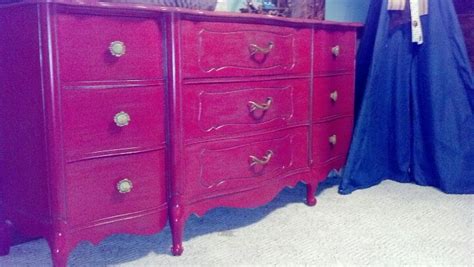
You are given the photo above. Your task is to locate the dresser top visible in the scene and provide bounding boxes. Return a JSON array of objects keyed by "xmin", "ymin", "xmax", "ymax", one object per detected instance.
[{"xmin": 2, "ymin": 0, "xmax": 363, "ymax": 29}]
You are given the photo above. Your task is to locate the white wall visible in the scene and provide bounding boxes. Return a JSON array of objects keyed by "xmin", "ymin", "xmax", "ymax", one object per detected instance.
[
  {"xmin": 215, "ymin": 0, "xmax": 248, "ymax": 12},
  {"xmin": 325, "ymin": 0, "xmax": 370, "ymax": 22},
  {"xmin": 215, "ymin": 0, "xmax": 370, "ymax": 23}
]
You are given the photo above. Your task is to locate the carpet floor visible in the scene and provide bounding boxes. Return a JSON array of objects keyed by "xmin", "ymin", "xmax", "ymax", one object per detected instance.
[{"xmin": 1, "ymin": 177, "xmax": 473, "ymax": 266}]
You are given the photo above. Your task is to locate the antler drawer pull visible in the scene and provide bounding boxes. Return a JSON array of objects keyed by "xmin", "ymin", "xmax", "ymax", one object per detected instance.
[
  {"xmin": 109, "ymin": 41, "xmax": 126, "ymax": 57},
  {"xmin": 114, "ymin": 111, "xmax": 131, "ymax": 127},
  {"xmin": 249, "ymin": 150, "xmax": 274, "ymax": 167},
  {"xmin": 330, "ymin": 90, "xmax": 338, "ymax": 102},
  {"xmin": 331, "ymin": 45, "xmax": 341, "ymax": 57},
  {"xmin": 329, "ymin": 134, "xmax": 337, "ymax": 146},
  {"xmin": 117, "ymin": 178, "xmax": 133, "ymax": 194},
  {"xmin": 249, "ymin": 41, "xmax": 274, "ymax": 56},
  {"xmin": 248, "ymin": 97, "xmax": 273, "ymax": 112}
]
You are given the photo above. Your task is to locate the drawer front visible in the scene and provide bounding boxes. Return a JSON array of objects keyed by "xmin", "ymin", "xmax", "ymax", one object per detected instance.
[
  {"xmin": 313, "ymin": 117, "xmax": 353, "ymax": 165},
  {"xmin": 56, "ymin": 13, "xmax": 163, "ymax": 82},
  {"xmin": 183, "ymin": 127, "xmax": 309, "ymax": 199},
  {"xmin": 183, "ymin": 79, "xmax": 310, "ymax": 141},
  {"xmin": 66, "ymin": 151, "xmax": 166, "ymax": 227},
  {"xmin": 313, "ymin": 74, "xmax": 355, "ymax": 120},
  {"xmin": 180, "ymin": 20, "xmax": 312, "ymax": 78},
  {"xmin": 62, "ymin": 86, "xmax": 165, "ymax": 161},
  {"xmin": 314, "ymin": 29, "xmax": 356, "ymax": 73}
]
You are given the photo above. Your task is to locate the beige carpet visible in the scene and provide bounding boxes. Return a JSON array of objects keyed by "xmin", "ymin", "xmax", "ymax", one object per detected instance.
[{"xmin": 1, "ymin": 177, "xmax": 473, "ymax": 266}]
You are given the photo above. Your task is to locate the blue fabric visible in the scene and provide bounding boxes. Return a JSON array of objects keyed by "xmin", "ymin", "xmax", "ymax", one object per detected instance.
[{"xmin": 339, "ymin": 0, "xmax": 474, "ymax": 194}]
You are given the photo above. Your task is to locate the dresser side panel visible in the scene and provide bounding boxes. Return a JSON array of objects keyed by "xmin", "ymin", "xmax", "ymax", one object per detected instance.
[
  {"xmin": 311, "ymin": 26, "xmax": 358, "ymax": 179},
  {"xmin": 0, "ymin": 4, "xmax": 51, "ymax": 235}
]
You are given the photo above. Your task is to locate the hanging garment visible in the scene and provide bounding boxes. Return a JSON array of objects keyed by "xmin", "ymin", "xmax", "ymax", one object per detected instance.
[
  {"xmin": 387, "ymin": 0, "xmax": 428, "ymax": 16},
  {"xmin": 339, "ymin": 0, "xmax": 474, "ymax": 194}
]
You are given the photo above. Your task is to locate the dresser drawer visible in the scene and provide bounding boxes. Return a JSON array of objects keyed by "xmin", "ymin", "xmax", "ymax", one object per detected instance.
[
  {"xmin": 182, "ymin": 127, "xmax": 309, "ymax": 200},
  {"xmin": 313, "ymin": 74, "xmax": 355, "ymax": 120},
  {"xmin": 180, "ymin": 20, "xmax": 311, "ymax": 78},
  {"xmin": 314, "ymin": 29, "xmax": 356, "ymax": 73},
  {"xmin": 62, "ymin": 86, "xmax": 165, "ymax": 161},
  {"xmin": 312, "ymin": 116, "xmax": 353, "ymax": 165},
  {"xmin": 65, "ymin": 151, "xmax": 166, "ymax": 227},
  {"xmin": 56, "ymin": 13, "xmax": 163, "ymax": 82},
  {"xmin": 183, "ymin": 79, "xmax": 309, "ymax": 141}
]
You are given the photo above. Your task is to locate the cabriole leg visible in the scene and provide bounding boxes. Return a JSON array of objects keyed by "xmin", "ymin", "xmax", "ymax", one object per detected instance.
[
  {"xmin": 51, "ymin": 250, "xmax": 69, "ymax": 267},
  {"xmin": 0, "ymin": 218, "xmax": 11, "ymax": 256},
  {"xmin": 48, "ymin": 232, "xmax": 70, "ymax": 267},
  {"xmin": 170, "ymin": 204, "xmax": 185, "ymax": 256},
  {"xmin": 306, "ymin": 183, "xmax": 317, "ymax": 206}
]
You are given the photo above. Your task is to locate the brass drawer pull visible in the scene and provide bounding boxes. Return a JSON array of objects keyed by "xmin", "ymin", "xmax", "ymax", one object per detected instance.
[
  {"xmin": 109, "ymin": 41, "xmax": 126, "ymax": 57},
  {"xmin": 330, "ymin": 90, "xmax": 338, "ymax": 102},
  {"xmin": 249, "ymin": 41, "xmax": 274, "ymax": 56},
  {"xmin": 249, "ymin": 150, "xmax": 274, "ymax": 167},
  {"xmin": 114, "ymin": 111, "xmax": 131, "ymax": 127},
  {"xmin": 117, "ymin": 178, "xmax": 133, "ymax": 194},
  {"xmin": 331, "ymin": 45, "xmax": 341, "ymax": 57},
  {"xmin": 248, "ymin": 97, "xmax": 273, "ymax": 112},
  {"xmin": 329, "ymin": 134, "xmax": 337, "ymax": 146}
]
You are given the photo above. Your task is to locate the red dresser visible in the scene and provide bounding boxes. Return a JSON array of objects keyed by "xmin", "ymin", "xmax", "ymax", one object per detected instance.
[{"xmin": 0, "ymin": 1, "xmax": 360, "ymax": 266}]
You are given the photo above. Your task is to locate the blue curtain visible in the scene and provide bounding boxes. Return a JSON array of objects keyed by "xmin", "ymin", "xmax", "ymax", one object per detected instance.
[{"xmin": 339, "ymin": 0, "xmax": 474, "ymax": 194}]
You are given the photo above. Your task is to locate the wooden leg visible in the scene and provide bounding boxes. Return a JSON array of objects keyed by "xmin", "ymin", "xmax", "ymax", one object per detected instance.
[
  {"xmin": 51, "ymin": 250, "xmax": 69, "ymax": 267},
  {"xmin": 48, "ymin": 232, "xmax": 70, "ymax": 267},
  {"xmin": 306, "ymin": 183, "xmax": 317, "ymax": 206},
  {"xmin": 0, "ymin": 219, "xmax": 11, "ymax": 256},
  {"xmin": 170, "ymin": 204, "xmax": 184, "ymax": 256}
]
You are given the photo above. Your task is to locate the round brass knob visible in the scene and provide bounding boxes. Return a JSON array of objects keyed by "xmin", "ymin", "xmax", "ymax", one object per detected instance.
[
  {"xmin": 117, "ymin": 179, "xmax": 133, "ymax": 194},
  {"xmin": 109, "ymin": 41, "xmax": 126, "ymax": 57},
  {"xmin": 114, "ymin": 111, "xmax": 130, "ymax": 127},
  {"xmin": 331, "ymin": 45, "xmax": 341, "ymax": 57},
  {"xmin": 329, "ymin": 134, "xmax": 337, "ymax": 146},
  {"xmin": 330, "ymin": 90, "xmax": 338, "ymax": 102}
]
